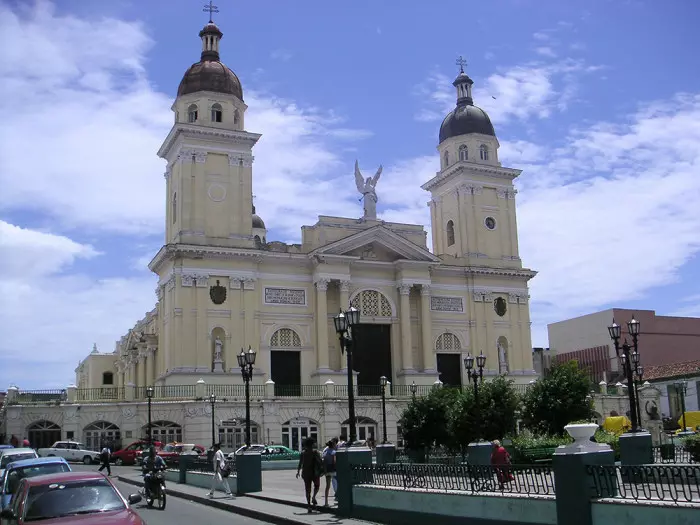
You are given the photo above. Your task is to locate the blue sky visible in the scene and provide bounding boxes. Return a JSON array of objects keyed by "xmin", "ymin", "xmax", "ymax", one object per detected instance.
[{"xmin": 1, "ymin": 0, "xmax": 699, "ymax": 388}]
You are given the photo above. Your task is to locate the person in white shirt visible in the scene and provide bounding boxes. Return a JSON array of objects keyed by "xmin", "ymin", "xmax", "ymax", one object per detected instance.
[{"xmin": 207, "ymin": 443, "xmax": 233, "ymax": 498}]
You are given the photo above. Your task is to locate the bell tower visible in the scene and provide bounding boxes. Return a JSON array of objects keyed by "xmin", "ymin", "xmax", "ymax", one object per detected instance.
[{"xmin": 158, "ymin": 14, "xmax": 261, "ymax": 248}]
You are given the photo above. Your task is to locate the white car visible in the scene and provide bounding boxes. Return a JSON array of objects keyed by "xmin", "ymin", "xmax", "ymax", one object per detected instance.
[
  {"xmin": 0, "ymin": 448, "xmax": 38, "ymax": 478},
  {"xmin": 36, "ymin": 441, "xmax": 101, "ymax": 465},
  {"xmin": 227, "ymin": 444, "xmax": 266, "ymax": 461}
]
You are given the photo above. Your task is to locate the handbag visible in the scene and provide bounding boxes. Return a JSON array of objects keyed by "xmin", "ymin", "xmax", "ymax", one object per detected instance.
[{"xmin": 221, "ymin": 460, "xmax": 232, "ymax": 478}]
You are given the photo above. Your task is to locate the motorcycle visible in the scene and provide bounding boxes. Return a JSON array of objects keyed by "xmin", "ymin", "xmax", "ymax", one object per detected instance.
[{"xmin": 142, "ymin": 469, "xmax": 167, "ymax": 510}]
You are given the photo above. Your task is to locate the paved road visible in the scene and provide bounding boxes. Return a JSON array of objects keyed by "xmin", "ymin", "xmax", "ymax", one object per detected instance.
[{"xmin": 73, "ymin": 465, "xmax": 269, "ymax": 525}]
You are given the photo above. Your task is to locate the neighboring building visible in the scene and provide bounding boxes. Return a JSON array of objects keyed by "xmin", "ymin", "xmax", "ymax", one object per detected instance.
[
  {"xmin": 644, "ymin": 359, "xmax": 700, "ymax": 424},
  {"xmin": 548, "ymin": 308, "xmax": 700, "ymax": 382},
  {"xmin": 4, "ymin": 17, "xmax": 538, "ymax": 451},
  {"xmin": 532, "ymin": 347, "xmax": 552, "ymax": 377}
]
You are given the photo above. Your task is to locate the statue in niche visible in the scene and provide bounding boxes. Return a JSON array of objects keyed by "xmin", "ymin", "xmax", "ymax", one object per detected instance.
[
  {"xmin": 213, "ymin": 336, "xmax": 224, "ymax": 373},
  {"xmin": 498, "ymin": 342, "xmax": 509, "ymax": 375},
  {"xmin": 354, "ymin": 160, "xmax": 382, "ymax": 220}
]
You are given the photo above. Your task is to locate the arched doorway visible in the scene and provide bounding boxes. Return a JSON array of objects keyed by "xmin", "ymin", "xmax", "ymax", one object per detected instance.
[
  {"xmin": 143, "ymin": 421, "xmax": 182, "ymax": 444},
  {"xmin": 342, "ymin": 416, "xmax": 377, "ymax": 443},
  {"xmin": 27, "ymin": 421, "xmax": 61, "ymax": 450},
  {"xmin": 83, "ymin": 421, "xmax": 121, "ymax": 451},
  {"xmin": 282, "ymin": 417, "xmax": 319, "ymax": 452},
  {"xmin": 218, "ymin": 419, "xmax": 260, "ymax": 451},
  {"xmin": 269, "ymin": 328, "xmax": 302, "ymax": 396}
]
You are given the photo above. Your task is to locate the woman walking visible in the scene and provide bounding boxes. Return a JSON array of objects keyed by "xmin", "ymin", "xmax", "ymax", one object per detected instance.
[
  {"xmin": 321, "ymin": 439, "xmax": 337, "ymax": 506},
  {"xmin": 296, "ymin": 437, "xmax": 322, "ymax": 512}
]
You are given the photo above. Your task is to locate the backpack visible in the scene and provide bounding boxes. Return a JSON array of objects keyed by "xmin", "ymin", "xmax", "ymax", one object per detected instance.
[{"xmin": 323, "ymin": 449, "xmax": 335, "ymax": 472}]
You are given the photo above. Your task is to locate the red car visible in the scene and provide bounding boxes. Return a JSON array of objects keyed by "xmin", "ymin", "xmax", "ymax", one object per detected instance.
[
  {"xmin": 136, "ymin": 442, "xmax": 206, "ymax": 465},
  {"xmin": 112, "ymin": 440, "xmax": 163, "ymax": 466},
  {"xmin": 0, "ymin": 471, "xmax": 144, "ymax": 524}
]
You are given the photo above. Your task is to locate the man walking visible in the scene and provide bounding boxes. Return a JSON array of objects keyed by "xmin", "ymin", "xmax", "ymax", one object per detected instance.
[
  {"xmin": 98, "ymin": 445, "xmax": 112, "ymax": 476},
  {"xmin": 207, "ymin": 443, "xmax": 233, "ymax": 499}
]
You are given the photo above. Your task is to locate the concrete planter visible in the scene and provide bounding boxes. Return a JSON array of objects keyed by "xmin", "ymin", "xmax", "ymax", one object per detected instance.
[{"xmin": 565, "ymin": 423, "xmax": 599, "ymax": 446}]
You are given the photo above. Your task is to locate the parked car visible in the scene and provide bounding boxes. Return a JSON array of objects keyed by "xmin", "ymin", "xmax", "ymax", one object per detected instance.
[
  {"xmin": 227, "ymin": 444, "xmax": 266, "ymax": 461},
  {"xmin": 36, "ymin": 441, "xmax": 101, "ymax": 465},
  {"xmin": 111, "ymin": 440, "xmax": 163, "ymax": 466},
  {"xmin": 1, "ymin": 457, "xmax": 71, "ymax": 510},
  {"xmin": 0, "ymin": 471, "xmax": 144, "ymax": 524},
  {"xmin": 0, "ymin": 449, "xmax": 38, "ymax": 479},
  {"xmin": 0, "ymin": 446, "xmax": 14, "ymax": 450},
  {"xmin": 136, "ymin": 442, "xmax": 206, "ymax": 465},
  {"xmin": 262, "ymin": 445, "xmax": 300, "ymax": 459}
]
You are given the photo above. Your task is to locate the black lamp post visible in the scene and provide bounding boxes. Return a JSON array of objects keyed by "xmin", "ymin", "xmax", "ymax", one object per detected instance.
[
  {"xmin": 209, "ymin": 393, "xmax": 216, "ymax": 448},
  {"xmin": 237, "ymin": 346, "xmax": 256, "ymax": 448},
  {"xmin": 146, "ymin": 386, "xmax": 154, "ymax": 445},
  {"xmin": 633, "ymin": 363, "xmax": 644, "ymax": 428},
  {"xmin": 608, "ymin": 316, "xmax": 642, "ymax": 432},
  {"xmin": 464, "ymin": 352, "xmax": 486, "ymax": 403},
  {"xmin": 334, "ymin": 306, "xmax": 361, "ymax": 444},
  {"xmin": 410, "ymin": 381, "xmax": 417, "ymax": 400},
  {"xmin": 674, "ymin": 380, "xmax": 688, "ymax": 432},
  {"xmin": 379, "ymin": 376, "xmax": 389, "ymax": 444}
]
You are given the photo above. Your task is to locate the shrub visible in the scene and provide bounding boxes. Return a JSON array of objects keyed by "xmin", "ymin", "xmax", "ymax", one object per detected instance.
[
  {"xmin": 594, "ymin": 429, "xmax": 620, "ymax": 461},
  {"xmin": 681, "ymin": 434, "xmax": 700, "ymax": 463}
]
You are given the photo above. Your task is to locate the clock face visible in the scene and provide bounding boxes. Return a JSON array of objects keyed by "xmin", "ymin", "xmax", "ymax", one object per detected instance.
[
  {"xmin": 494, "ymin": 297, "xmax": 507, "ymax": 317},
  {"xmin": 485, "ymin": 217, "xmax": 496, "ymax": 230}
]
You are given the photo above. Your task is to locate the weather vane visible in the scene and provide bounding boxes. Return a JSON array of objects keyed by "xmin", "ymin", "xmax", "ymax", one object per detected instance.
[
  {"xmin": 203, "ymin": 1, "xmax": 219, "ymax": 23},
  {"xmin": 456, "ymin": 56, "xmax": 467, "ymax": 73}
]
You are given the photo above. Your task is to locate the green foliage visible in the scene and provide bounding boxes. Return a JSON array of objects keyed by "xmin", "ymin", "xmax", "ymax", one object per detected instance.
[
  {"xmin": 681, "ymin": 434, "xmax": 700, "ymax": 463},
  {"xmin": 506, "ymin": 433, "xmax": 572, "ymax": 464},
  {"xmin": 594, "ymin": 429, "xmax": 620, "ymax": 460},
  {"xmin": 521, "ymin": 361, "xmax": 594, "ymax": 436},
  {"xmin": 399, "ymin": 387, "xmax": 460, "ymax": 451}
]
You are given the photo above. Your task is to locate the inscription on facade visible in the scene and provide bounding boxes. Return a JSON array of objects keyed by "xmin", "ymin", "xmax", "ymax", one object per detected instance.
[
  {"xmin": 430, "ymin": 296, "xmax": 464, "ymax": 312},
  {"xmin": 264, "ymin": 287, "xmax": 306, "ymax": 306}
]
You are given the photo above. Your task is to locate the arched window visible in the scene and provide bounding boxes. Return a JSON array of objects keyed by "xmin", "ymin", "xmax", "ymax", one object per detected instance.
[
  {"xmin": 435, "ymin": 333, "xmax": 461, "ymax": 351},
  {"xmin": 172, "ymin": 193, "xmax": 177, "ymax": 224},
  {"xmin": 233, "ymin": 109, "xmax": 240, "ymax": 126},
  {"xmin": 187, "ymin": 104, "xmax": 198, "ymax": 123},
  {"xmin": 443, "ymin": 150, "xmax": 449, "ymax": 167},
  {"xmin": 102, "ymin": 372, "xmax": 113, "ymax": 385},
  {"xmin": 219, "ymin": 420, "xmax": 260, "ymax": 451},
  {"xmin": 350, "ymin": 290, "xmax": 393, "ymax": 317},
  {"xmin": 446, "ymin": 220, "xmax": 455, "ymax": 247},
  {"xmin": 341, "ymin": 417, "xmax": 377, "ymax": 443},
  {"xmin": 270, "ymin": 328, "xmax": 301, "ymax": 348},
  {"xmin": 27, "ymin": 420, "xmax": 62, "ymax": 450},
  {"xmin": 145, "ymin": 421, "xmax": 182, "ymax": 443},
  {"xmin": 83, "ymin": 421, "xmax": 120, "ymax": 451},
  {"xmin": 211, "ymin": 103, "xmax": 222, "ymax": 123},
  {"xmin": 459, "ymin": 145, "xmax": 468, "ymax": 161},
  {"xmin": 480, "ymin": 144, "xmax": 489, "ymax": 161}
]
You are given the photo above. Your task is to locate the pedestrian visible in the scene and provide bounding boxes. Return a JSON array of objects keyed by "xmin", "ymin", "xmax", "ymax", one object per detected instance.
[
  {"xmin": 490, "ymin": 440, "xmax": 513, "ymax": 490},
  {"xmin": 296, "ymin": 437, "xmax": 322, "ymax": 512},
  {"xmin": 321, "ymin": 438, "xmax": 338, "ymax": 506},
  {"xmin": 22, "ymin": 437, "xmax": 30, "ymax": 448},
  {"xmin": 206, "ymin": 443, "xmax": 233, "ymax": 499},
  {"xmin": 98, "ymin": 446, "xmax": 112, "ymax": 476},
  {"xmin": 10, "ymin": 435, "xmax": 18, "ymax": 448}
]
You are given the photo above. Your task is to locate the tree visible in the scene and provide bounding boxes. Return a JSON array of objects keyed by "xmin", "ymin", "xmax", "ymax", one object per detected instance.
[
  {"xmin": 449, "ymin": 376, "xmax": 520, "ymax": 450},
  {"xmin": 399, "ymin": 387, "xmax": 459, "ymax": 452},
  {"xmin": 521, "ymin": 360, "xmax": 594, "ymax": 435}
]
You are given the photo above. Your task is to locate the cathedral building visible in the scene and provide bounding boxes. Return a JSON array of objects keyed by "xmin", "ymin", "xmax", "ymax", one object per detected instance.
[{"xmin": 4, "ymin": 20, "xmax": 536, "ymax": 452}]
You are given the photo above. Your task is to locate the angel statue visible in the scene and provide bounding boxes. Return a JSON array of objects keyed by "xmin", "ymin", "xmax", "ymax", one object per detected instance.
[{"xmin": 354, "ymin": 160, "xmax": 382, "ymax": 220}]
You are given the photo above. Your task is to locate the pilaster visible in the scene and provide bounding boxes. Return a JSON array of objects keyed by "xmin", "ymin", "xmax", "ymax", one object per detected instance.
[
  {"xmin": 398, "ymin": 284, "xmax": 414, "ymax": 372},
  {"xmin": 315, "ymin": 278, "xmax": 331, "ymax": 375},
  {"xmin": 243, "ymin": 278, "xmax": 257, "ymax": 350},
  {"xmin": 339, "ymin": 280, "xmax": 351, "ymax": 311},
  {"xmin": 420, "ymin": 285, "xmax": 435, "ymax": 372}
]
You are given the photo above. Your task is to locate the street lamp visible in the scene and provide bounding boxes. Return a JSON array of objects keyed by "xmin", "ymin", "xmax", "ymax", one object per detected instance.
[
  {"xmin": 379, "ymin": 376, "xmax": 389, "ymax": 444},
  {"xmin": 237, "ymin": 346, "xmax": 257, "ymax": 448},
  {"xmin": 334, "ymin": 306, "xmax": 360, "ymax": 444},
  {"xmin": 146, "ymin": 386, "xmax": 154, "ymax": 445},
  {"xmin": 634, "ymin": 363, "xmax": 644, "ymax": 428},
  {"xmin": 209, "ymin": 393, "xmax": 216, "ymax": 448},
  {"xmin": 410, "ymin": 381, "xmax": 417, "ymax": 400},
  {"xmin": 674, "ymin": 380, "xmax": 688, "ymax": 432},
  {"xmin": 464, "ymin": 352, "xmax": 486, "ymax": 403},
  {"xmin": 607, "ymin": 316, "xmax": 643, "ymax": 432}
]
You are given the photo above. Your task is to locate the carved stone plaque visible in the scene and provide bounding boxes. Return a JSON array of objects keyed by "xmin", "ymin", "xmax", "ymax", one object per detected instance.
[
  {"xmin": 264, "ymin": 287, "xmax": 306, "ymax": 306},
  {"xmin": 430, "ymin": 296, "xmax": 464, "ymax": 312}
]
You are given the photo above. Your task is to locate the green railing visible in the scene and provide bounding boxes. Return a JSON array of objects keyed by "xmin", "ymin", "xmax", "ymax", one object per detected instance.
[
  {"xmin": 8, "ymin": 390, "xmax": 67, "ymax": 405},
  {"xmin": 77, "ymin": 387, "xmax": 123, "ymax": 402}
]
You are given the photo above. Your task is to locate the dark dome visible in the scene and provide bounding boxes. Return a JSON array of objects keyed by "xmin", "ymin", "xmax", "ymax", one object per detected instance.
[
  {"xmin": 177, "ymin": 60, "xmax": 243, "ymax": 99},
  {"xmin": 439, "ymin": 104, "xmax": 496, "ymax": 143},
  {"xmin": 252, "ymin": 214, "xmax": 265, "ymax": 229}
]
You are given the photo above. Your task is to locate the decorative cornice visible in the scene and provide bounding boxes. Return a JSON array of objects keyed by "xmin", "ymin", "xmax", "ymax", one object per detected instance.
[
  {"xmin": 242, "ymin": 278, "xmax": 256, "ymax": 290},
  {"xmin": 163, "ymin": 166, "xmax": 172, "ymax": 180},
  {"xmin": 339, "ymin": 280, "xmax": 352, "ymax": 293},
  {"xmin": 398, "ymin": 284, "xmax": 412, "ymax": 296},
  {"xmin": 181, "ymin": 272, "xmax": 209, "ymax": 287},
  {"xmin": 228, "ymin": 153, "xmax": 254, "ymax": 167},
  {"xmin": 315, "ymin": 278, "xmax": 330, "ymax": 292},
  {"xmin": 157, "ymin": 125, "xmax": 262, "ymax": 160},
  {"xmin": 421, "ymin": 163, "xmax": 522, "ymax": 192}
]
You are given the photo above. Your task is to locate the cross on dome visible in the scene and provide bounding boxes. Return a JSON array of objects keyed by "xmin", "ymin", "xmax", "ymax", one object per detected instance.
[
  {"xmin": 203, "ymin": 1, "xmax": 219, "ymax": 23},
  {"xmin": 455, "ymin": 56, "xmax": 468, "ymax": 74}
]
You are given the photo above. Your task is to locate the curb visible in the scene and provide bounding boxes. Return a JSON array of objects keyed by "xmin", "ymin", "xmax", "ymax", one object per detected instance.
[
  {"xmin": 116, "ymin": 476, "xmax": 316, "ymax": 525},
  {"xmin": 245, "ymin": 493, "xmax": 341, "ymax": 515}
]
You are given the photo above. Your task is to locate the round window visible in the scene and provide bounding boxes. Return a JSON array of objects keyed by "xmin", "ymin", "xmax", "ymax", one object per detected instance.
[{"xmin": 484, "ymin": 217, "xmax": 496, "ymax": 230}]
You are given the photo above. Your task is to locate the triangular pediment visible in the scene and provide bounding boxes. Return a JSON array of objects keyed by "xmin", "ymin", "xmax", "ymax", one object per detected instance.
[{"xmin": 311, "ymin": 226, "xmax": 440, "ymax": 263}]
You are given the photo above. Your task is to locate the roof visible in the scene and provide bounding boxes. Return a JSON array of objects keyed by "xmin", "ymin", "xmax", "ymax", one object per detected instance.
[
  {"xmin": 5, "ymin": 457, "xmax": 68, "ymax": 469},
  {"xmin": 1, "ymin": 448, "xmax": 35, "ymax": 456},
  {"xmin": 644, "ymin": 359, "xmax": 700, "ymax": 381},
  {"xmin": 26, "ymin": 471, "xmax": 107, "ymax": 486}
]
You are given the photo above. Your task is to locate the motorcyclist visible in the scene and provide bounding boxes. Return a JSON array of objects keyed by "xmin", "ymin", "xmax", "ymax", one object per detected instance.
[{"xmin": 141, "ymin": 446, "xmax": 166, "ymax": 499}]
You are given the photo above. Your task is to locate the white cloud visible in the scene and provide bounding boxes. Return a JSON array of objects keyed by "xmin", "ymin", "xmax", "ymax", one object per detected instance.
[
  {"xmin": 535, "ymin": 47, "xmax": 557, "ymax": 58},
  {"xmin": 533, "ymin": 32, "xmax": 550, "ymax": 41},
  {"xmin": 270, "ymin": 49, "xmax": 292, "ymax": 61}
]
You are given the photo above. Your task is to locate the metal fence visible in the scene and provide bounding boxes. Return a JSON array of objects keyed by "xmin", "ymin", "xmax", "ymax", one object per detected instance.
[
  {"xmin": 351, "ymin": 463, "xmax": 556, "ymax": 496},
  {"xmin": 587, "ymin": 464, "xmax": 700, "ymax": 503},
  {"xmin": 652, "ymin": 445, "xmax": 695, "ymax": 464}
]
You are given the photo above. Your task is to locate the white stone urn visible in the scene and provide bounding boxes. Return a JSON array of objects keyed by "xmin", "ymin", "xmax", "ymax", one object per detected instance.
[{"xmin": 564, "ymin": 423, "xmax": 599, "ymax": 447}]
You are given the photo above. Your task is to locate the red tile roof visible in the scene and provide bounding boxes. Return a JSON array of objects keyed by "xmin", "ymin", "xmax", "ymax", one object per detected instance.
[{"xmin": 644, "ymin": 360, "xmax": 700, "ymax": 381}]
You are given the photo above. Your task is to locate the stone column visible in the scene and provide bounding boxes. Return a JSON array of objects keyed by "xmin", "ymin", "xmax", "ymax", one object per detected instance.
[
  {"xmin": 315, "ymin": 279, "xmax": 330, "ymax": 370},
  {"xmin": 116, "ymin": 362, "xmax": 124, "ymax": 389},
  {"xmin": 138, "ymin": 354, "xmax": 146, "ymax": 388},
  {"xmin": 339, "ymin": 280, "xmax": 351, "ymax": 311},
  {"xmin": 243, "ymin": 278, "xmax": 257, "ymax": 349},
  {"xmin": 145, "ymin": 347, "xmax": 156, "ymax": 387},
  {"xmin": 420, "ymin": 285, "xmax": 434, "ymax": 372},
  {"xmin": 398, "ymin": 284, "xmax": 413, "ymax": 371}
]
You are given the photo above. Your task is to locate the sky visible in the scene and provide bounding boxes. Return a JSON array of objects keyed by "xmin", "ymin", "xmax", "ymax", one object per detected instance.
[{"xmin": 1, "ymin": 0, "xmax": 699, "ymax": 389}]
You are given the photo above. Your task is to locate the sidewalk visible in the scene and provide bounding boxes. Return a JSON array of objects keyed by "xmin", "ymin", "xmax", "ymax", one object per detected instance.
[{"xmin": 117, "ymin": 471, "xmax": 373, "ymax": 525}]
